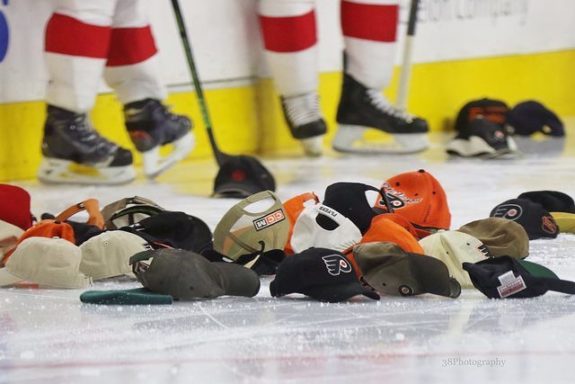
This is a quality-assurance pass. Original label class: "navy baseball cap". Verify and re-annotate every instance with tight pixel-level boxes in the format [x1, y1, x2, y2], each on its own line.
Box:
[490, 198, 559, 240]
[507, 100, 564, 137]
[463, 256, 575, 298]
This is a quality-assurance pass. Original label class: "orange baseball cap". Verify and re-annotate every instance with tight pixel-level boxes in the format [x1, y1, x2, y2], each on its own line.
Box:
[282, 192, 319, 255]
[378, 213, 419, 239]
[361, 215, 423, 254]
[374, 169, 451, 238]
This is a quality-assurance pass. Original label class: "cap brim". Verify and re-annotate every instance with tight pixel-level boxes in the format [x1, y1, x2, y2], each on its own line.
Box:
[517, 259, 558, 279]
[551, 212, 575, 233]
[212, 262, 261, 297]
[305, 283, 380, 303]
[0, 268, 24, 287]
[409, 253, 462, 298]
[80, 288, 173, 305]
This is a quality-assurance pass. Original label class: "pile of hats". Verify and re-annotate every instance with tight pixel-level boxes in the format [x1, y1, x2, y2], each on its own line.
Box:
[2, 174, 575, 304]
[447, 98, 564, 159]
[0, 187, 261, 304]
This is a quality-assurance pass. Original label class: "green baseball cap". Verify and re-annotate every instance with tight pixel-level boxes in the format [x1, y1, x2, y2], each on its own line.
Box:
[80, 288, 173, 305]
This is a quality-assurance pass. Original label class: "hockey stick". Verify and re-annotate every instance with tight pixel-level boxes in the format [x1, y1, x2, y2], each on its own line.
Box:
[396, 0, 420, 110]
[170, 0, 276, 197]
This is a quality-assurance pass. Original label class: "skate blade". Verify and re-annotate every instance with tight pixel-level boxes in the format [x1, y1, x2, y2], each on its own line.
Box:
[300, 136, 324, 157]
[37, 159, 136, 185]
[332, 125, 428, 154]
[143, 132, 195, 179]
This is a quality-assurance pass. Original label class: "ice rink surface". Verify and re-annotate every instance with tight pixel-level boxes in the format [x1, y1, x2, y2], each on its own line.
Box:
[2, 127, 575, 384]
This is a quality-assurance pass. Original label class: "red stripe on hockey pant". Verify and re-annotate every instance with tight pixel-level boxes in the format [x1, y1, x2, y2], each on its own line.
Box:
[45, 13, 111, 58]
[106, 26, 158, 67]
[259, 11, 317, 53]
[341, 1, 398, 42]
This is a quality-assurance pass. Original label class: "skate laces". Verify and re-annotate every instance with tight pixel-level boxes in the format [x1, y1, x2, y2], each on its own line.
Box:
[154, 101, 181, 122]
[284, 93, 322, 126]
[69, 114, 116, 151]
[366, 89, 414, 123]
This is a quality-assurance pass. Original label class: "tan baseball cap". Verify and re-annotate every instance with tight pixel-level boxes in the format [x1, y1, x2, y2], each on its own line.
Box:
[0, 237, 91, 289]
[419, 231, 491, 288]
[352, 242, 461, 298]
[80, 230, 152, 280]
[214, 191, 289, 266]
[458, 217, 529, 259]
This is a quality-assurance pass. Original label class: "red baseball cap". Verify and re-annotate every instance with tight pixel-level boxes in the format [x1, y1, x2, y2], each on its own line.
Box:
[0, 184, 33, 230]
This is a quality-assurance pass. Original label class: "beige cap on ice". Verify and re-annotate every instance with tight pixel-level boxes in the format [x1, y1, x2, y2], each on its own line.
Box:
[80, 230, 152, 280]
[214, 191, 289, 266]
[419, 230, 491, 288]
[0, 237, 91, 289]
[458, 217, 529, 259]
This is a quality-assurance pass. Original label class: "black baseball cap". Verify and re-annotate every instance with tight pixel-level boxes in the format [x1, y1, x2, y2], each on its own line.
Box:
[120, 211, 213, 254]
[352, 242, 461, 298]
[462, 256, 575, 298]
[213, 156, 276, 198]
[518, 191, 575, 214]
[323, 182, 381, 234]
[130, 249, 260, 300]
[270, 248, 380, 303]
[454, 98, 509, 132]
[490, 198, 559, 240]
[507, 100, 564, 137]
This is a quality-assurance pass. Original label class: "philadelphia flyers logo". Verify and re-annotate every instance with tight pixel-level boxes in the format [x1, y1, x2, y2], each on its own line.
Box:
[492, 204, 523, 220]
[322, 254, 352, 276]
[380, 192, 405, 210]
[378, 182, 422, 211]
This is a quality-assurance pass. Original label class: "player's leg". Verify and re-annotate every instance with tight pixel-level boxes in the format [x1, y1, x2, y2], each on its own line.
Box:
[40, 0, 135, 185]
[333, 0, 428, 154]
[258, 0, 326, 157]
[103, 0, 193, 178]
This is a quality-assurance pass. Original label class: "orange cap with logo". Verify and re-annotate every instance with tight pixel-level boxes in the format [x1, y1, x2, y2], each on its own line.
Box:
[374, 170, 451, 239]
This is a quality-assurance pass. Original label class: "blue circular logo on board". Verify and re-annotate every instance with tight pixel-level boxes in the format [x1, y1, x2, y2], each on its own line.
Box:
[0, 0, 8, 62]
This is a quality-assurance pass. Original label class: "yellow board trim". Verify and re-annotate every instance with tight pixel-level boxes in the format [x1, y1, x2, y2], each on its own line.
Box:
[1, 49, 575, 182]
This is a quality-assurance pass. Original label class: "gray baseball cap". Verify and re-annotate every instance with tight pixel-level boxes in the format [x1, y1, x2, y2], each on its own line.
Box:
[352, 242, 461, 298]
[129, 249, 260, 300]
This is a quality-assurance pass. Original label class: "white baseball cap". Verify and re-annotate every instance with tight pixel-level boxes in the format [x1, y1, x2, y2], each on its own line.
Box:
[419, 230, 490, 288]
[80, 230, 152, 280]
[0, 237, 91, 289]
[291, 204, 362, 253]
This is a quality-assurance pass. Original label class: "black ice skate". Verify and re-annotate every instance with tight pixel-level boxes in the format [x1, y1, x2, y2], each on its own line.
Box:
[281, 92, 327, 157]
[124, 99, 194, 178]
[332, 73, 429, 154]
[37, 105, 135, 185]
